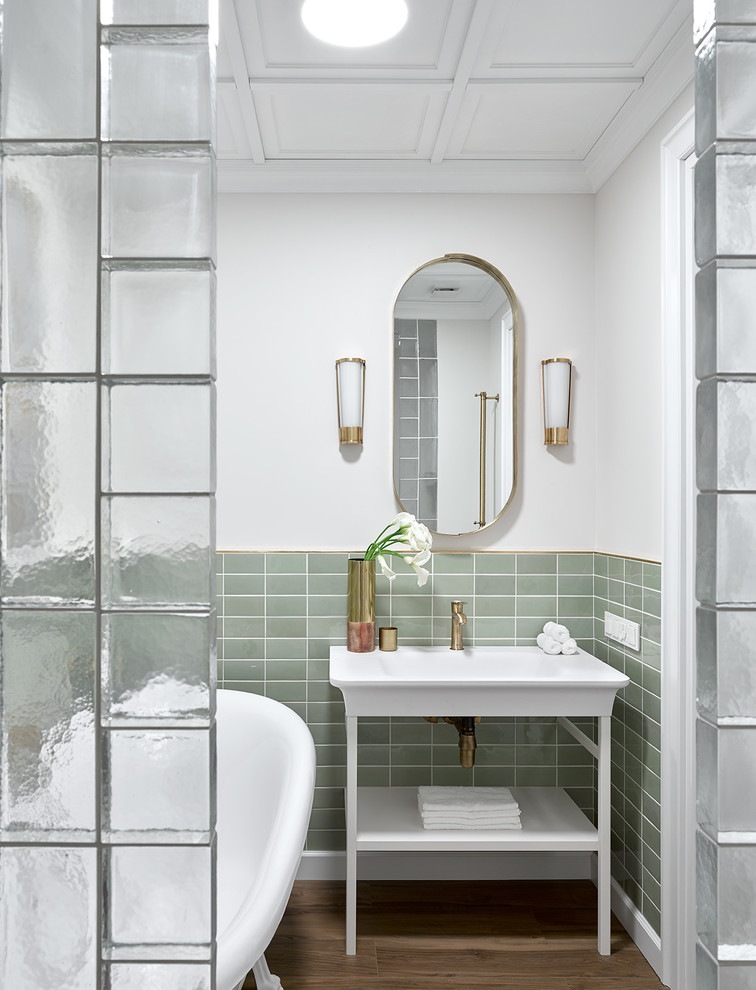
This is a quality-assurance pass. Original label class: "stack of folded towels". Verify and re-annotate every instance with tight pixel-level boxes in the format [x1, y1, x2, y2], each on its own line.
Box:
[537, 621, 578, 656]
[417, 786, 522, 830]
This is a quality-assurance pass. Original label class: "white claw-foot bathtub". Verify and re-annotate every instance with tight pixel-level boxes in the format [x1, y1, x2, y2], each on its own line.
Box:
[216, 688, 316, 990]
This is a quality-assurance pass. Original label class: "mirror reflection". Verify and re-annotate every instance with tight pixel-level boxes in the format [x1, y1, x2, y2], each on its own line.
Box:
[393, 254, 518, 537]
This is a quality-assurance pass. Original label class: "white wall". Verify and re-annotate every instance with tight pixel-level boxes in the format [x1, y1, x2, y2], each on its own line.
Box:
[593, 85, 694, 561]
[217, 193, 597, 551]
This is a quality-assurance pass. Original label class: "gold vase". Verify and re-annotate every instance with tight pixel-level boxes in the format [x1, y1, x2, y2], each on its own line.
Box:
[347, 558, 375, 653]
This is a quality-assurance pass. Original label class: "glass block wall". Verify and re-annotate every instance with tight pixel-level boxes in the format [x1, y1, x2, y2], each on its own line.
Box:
[695, 2, 756, 986]
[0, 2, 217, 987]
[216, 549, 663, 934]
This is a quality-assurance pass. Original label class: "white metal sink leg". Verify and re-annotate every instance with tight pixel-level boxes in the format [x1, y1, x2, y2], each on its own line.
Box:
[597, 715, 611, 955]
[345, 715, 358, 954]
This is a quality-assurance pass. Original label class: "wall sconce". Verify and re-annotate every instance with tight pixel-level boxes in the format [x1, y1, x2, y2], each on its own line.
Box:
[541, 358, 572, 445]
[335, 358, 365, 444]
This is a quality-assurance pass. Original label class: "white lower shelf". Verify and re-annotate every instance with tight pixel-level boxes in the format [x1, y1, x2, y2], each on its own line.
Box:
[355, 786, 598, 853]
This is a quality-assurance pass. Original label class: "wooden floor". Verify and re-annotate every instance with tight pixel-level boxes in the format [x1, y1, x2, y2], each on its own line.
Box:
[246, 879, 669, 990]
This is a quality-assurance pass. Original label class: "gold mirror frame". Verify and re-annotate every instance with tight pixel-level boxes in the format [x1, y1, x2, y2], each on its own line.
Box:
[392, 253, 519, 538]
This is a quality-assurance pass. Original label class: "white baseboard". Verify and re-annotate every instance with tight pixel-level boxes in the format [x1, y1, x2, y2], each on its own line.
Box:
[297, 849, 593, 881]
[608, 878, 663, 979]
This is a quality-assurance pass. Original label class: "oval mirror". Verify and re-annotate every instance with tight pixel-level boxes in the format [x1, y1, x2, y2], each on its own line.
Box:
[393, 254, 518, 537]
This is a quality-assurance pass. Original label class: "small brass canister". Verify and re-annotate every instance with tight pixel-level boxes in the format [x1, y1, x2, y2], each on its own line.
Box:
[379, 626, 398, 651]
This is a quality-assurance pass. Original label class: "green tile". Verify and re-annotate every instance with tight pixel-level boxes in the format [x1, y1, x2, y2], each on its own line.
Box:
[516, 596, 556, 617]
[643, 614, 661, 644]
[308, 639, 338, 659]
[308, 681, 343, 703]
[267, 574, 306, 595]
[643, 897, 661, 936]
[625, 559, 643, 586]
[516, 721, 557, 745]
[266, 616, 307, 637]
[557, 596, 593, 618]
[516, 744, 557, 767]
[266, 553, 307, 573]
[516, 553, 557, 574]
[356, 744, 389, 766]
[394, 617, 432, 639]
[312, 787, 344, 810]
[474, 574, 516, 595]
[315, 744, 347, 766]
[223, 680, 264, 696]
[432, 744, 467, 767]
[473, 766, 515, 786]
[516, 766, 556, 786]
[517, 574, 556, 595]
[309, 723, 346, 746]
[475, 554, 515, 574]
[358, 722, 390, 744]
[266, 638, 307, 660]
[557, 553, 594, 574]
[477, 720, 515, 744]
[557, 743, 594, 767]
[223, 553, 264, 574]
[474, 745, 515, 766]
[607, 557, 625, 580]
[358, 766, 390, 786]
[309, 808, 346, 831]
[307, 617, 344, 638]
[432, 575, 474, 596]
[222, 638, 264, 660]
[643, 589, 661, 618]
[557, 766, 594, 787]
[474, 617, 515, 638]
[643, 818, 661, 857]
[566, 617, 594, 639]
[266, 681, 306, 704]
[625, 585, 644, 611]
[222, 660, 263, 681]
[594, 576, 608, 599]
[640, 639, 661, 671]
[267, 596, 306, 617]
[224, 616, 265, 638]
[391, 595, 432, 617]
[308, 553, 348, 574]
[307, 658, 330, 680]
[386, 573, 429, 596]
[558, 574, 593, 595]
[307, 701, 346, 724]
[644, 692, 661, 723]
[306, 829, 345, 851]
[223, 595, 264, 617]
[315, 764, 345, 788]
[474, 596, 516, 617]
[308, 595, 347, 616]
[391, 720, 432, 744]
[642, 562, 661, 590]
[265, 659, 306, 681]
[515, 617, 548, 640]
[224, 574, 265, 595]
[392, 745, 432, 766]
[594, 555, 608, 576]
[433, 553, 473, 574]
[643, 665, 661, 696]
[309, 574, 346, 594]
[607, 579, 624, 605]
[391, 766, 432, 786]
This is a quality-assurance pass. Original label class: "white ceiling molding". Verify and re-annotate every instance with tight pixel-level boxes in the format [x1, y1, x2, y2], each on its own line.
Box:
[216, 0, 694, 195]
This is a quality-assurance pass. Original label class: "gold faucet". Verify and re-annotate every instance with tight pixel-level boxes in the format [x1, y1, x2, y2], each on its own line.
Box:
[450, 600, 467, 650]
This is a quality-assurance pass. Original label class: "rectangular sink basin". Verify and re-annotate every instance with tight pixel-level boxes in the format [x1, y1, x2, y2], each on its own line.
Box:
[329, 645, 629, 717]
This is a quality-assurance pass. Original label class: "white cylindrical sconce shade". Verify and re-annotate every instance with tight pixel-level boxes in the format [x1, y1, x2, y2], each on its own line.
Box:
[335, 358, 366, 444]
[541, 358, 572, 445]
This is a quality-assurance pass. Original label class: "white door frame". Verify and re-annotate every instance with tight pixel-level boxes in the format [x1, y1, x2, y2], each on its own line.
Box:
[660, 107, 696, 990]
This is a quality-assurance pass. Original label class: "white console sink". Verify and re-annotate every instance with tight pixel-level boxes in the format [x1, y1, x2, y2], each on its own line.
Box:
[329, 645, 629, 717]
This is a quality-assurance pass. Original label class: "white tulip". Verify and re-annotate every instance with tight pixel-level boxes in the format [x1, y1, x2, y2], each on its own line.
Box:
[377, 554, 397, 580]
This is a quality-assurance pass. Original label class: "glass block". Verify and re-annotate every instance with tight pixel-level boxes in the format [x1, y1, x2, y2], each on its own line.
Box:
[697, 494, 756, 605]
[0, 847, 96, 989]
[104, 383, 214, 493]
[103, 266, 215, 375]
[715, 155, 756, 258]
[696, 264, 718, 378]
[696, 147, 717, 268]
[696, 30, 716, 155]
[698, 608, 756, 720]
[103, 32, 212, 143]
[103, 612, 213, 724]
[718, 41, 756, 141]
[102, 496, 214, 608]
[697, 717, 718, 835]
[0, 0, 97, 138]
[1, 154, 98, 372]
[103, 152, 215, 259]
[105, 964, 211, 990]
[698, 832, 756, 956]
[102, 0, 214, 25]
[698, 381, 756, 491]
[106, 846, 212, 955]
[1, 382, 96, 604]
[104, 729, 211, 837]
[720, 726, 756, 831]
[717, 267, 756, 374]
[1, 611, 96, 838]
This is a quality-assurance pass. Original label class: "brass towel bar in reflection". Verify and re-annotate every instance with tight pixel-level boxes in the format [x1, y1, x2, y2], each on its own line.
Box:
[474, 391, 499, 528]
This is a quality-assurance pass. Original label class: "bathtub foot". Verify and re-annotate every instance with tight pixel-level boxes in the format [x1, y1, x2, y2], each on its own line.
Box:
[252, 954, 283, 990]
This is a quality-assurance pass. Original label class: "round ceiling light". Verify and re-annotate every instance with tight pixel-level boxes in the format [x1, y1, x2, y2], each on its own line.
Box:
[301, 0, 408, 48]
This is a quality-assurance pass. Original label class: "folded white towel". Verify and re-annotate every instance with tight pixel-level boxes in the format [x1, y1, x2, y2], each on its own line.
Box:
[561, 637, 578, 655]
[422, 820, 523, 830]
[421, 808, 521, 820]
[537, 632, 562, 655]
[417, 786, 519, 813]
[422, 815, 521, 827]
[543, 621, 570, 644]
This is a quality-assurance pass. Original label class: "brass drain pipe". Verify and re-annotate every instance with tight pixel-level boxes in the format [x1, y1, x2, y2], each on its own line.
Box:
[425, 716, 482, 768]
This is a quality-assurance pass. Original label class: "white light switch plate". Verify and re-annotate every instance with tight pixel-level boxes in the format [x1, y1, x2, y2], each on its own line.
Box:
[604, 611, 640, 651]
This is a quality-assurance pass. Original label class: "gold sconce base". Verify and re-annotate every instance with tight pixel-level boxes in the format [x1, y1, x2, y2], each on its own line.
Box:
[339, 426, 363, 445]
[544, 427, 568, 445]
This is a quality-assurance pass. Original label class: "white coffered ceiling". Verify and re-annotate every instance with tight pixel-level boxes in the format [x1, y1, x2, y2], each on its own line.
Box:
[217, 0, 694, 193]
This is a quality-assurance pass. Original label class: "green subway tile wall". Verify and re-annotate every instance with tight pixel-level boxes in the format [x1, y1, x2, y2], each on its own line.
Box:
[216, 550, 661, 934]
